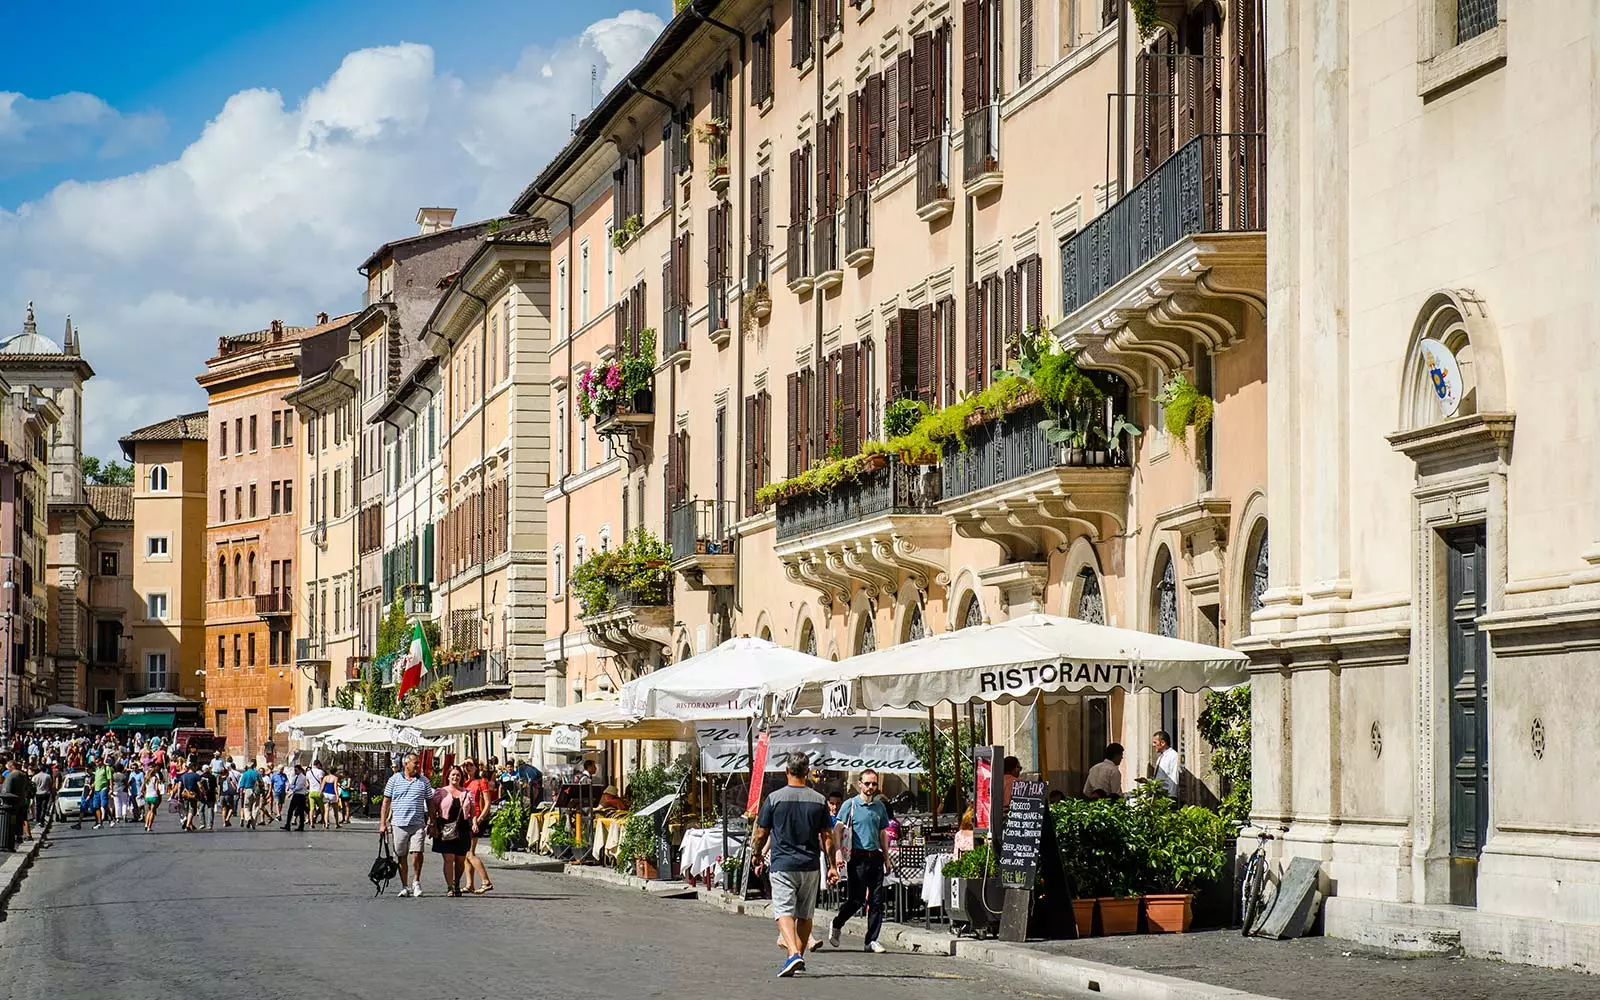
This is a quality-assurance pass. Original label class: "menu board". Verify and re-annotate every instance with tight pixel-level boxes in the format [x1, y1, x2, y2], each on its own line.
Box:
[997, 780, 1048, 890]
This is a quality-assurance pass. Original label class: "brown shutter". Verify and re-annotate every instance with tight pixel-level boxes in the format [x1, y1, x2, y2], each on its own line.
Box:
[866, 74, 883, 182]
[935, 23, 951, 135]
[882, 62, 900, 167]
[840, 342, 860, 456]
[1018, 0, 1034, 84]
[790, 148, 804, 224]
[965, 283, 981, 390]
[1004, 265, 1018, 343]
[916, 304, 936, 404]
[987, 274, 1004, 372]
[614, 288, 627, 352]
[749, 173, 763, 279]
[897, 307, 920, 397]
[816, 125, 829, 215]
[758, 390, 771, 496]
[633, 281, 647, 353]
[1026, 255, 1043, 331]
[678, 235, 691, 312]
[858, 341, 873, 442]
[847, 90, 862, 194]
[940, 297, 957, 406]
[912, 31, 933, 148]
[962, 0, 981, 114]
[885, 314, 902, 400]
[786, 371, 801, 476]
[800, 366, 816, 467]
[744, 395, 758, 514]
[897, 51, 913, 162]
[678, 432, 691, 508]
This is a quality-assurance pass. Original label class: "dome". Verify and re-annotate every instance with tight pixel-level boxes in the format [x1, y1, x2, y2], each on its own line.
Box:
[0, 332, 61, 355]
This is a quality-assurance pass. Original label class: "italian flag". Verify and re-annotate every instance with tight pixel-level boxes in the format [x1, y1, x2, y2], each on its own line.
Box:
[396, 622, 433, 699]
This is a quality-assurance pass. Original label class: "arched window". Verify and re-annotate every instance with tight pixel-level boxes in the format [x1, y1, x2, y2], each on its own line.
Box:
[905, 604, 929, 643]
[799, 619, 817, 656]
[1074, 568, 1105, 625]
[759, 624, 773, 642]
[1240, 523, 1268, 636]
[1153, 548, 1178, 639]
[218, 555, 227, 599]
[678, 642, 692, 663]
[247, 552, 257, 596]
[961, 594, 985, 629]
[233, 554, 242, 597]
[856, 614, 877, 655]
[148, 465, 168, 492]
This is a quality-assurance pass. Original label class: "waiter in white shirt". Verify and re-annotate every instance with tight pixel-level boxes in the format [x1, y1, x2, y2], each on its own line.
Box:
[1149, 731, 1181, 800]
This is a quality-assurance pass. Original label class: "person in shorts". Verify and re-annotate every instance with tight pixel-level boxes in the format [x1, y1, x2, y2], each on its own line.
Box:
[380, 754, 432, 898]
[752, 752, 838, 978]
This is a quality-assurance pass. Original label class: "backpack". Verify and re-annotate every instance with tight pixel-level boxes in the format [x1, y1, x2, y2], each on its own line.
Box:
[368, 833, 400, 897]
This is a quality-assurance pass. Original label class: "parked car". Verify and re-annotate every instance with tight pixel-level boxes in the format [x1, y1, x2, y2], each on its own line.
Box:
[56, 771, 88, 818]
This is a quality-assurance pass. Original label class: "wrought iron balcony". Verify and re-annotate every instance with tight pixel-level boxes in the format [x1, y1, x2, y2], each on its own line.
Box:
[444, 650, 511, 693]
[594, 388, 655, 436]
[402, 583, 431, 617]
[813, 211, 841, 289]
[941, 404, 1134, 562]
[746, 245, 769, 289]
[916, 137, 953, 221]
[670, 499, 738, 588]
[786, 221, 812, 293]
[664, 304, 689, 359]
[963, 105, 1001, 195]
[295, 636, 328, 663]
[707, 275, 730, 342]
[774, 457, 948, 605]
[1054, 132, 1267, 392]
[843, 191, 872, 268]
[255, 591, 290, 617]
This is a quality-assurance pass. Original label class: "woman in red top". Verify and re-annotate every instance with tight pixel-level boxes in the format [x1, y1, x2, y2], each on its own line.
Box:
[462, 760, 495, 894]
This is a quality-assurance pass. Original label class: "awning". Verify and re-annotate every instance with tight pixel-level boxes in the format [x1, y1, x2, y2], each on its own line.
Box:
[274, 707, 390, 736]
[319, 721, 451, 750]
[789, 612, 1251, 712]
[105, 711, 177, 731]
[617, 636, 830, 721]
[405, 698, 559, 736]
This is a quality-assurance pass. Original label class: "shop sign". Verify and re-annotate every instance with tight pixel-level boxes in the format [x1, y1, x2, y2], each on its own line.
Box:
[548, 725, 585, 753]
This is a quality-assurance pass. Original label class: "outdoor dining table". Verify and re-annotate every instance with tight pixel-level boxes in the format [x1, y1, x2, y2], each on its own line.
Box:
[679, 825, 745, 880]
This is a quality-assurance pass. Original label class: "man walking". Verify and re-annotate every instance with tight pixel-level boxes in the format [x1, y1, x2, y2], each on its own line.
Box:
[380, 753, 432, 898]
[178, 761, 203, 832]
[31, 762, 52, 828]
[238, 760, 261, 830]
[91, 757, 113, 830]
[825, 768, 893, 953]
[751, 752, 838, 978]
[281, 765, 310, 832]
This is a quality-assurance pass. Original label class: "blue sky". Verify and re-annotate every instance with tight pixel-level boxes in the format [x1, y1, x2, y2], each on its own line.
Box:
[0, 1, 670, 459]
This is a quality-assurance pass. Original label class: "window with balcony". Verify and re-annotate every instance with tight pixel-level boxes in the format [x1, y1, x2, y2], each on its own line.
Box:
[787, 143, 813, 286]
[706, 203, 729, 336]
[961, 0, 1002, 184]
[785, 365, 816, 476]
[814, 114, 842, 278]
[748, 170, 771, 287]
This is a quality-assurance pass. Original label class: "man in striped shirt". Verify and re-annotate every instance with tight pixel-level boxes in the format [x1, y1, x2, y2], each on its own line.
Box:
[380, 754, 433, 898]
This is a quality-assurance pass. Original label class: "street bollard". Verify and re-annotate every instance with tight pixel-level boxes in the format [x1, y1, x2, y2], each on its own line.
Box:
[0, 792, 17, 852]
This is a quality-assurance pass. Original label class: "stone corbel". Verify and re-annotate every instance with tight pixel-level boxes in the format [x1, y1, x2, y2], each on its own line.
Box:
[838, 540, 898, 599]
[880, 533, 949, 593]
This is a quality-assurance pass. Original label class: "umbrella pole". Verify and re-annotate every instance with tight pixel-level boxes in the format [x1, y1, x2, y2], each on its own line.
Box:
[926, 706, 938, 833]
[951, 702, 962, 819]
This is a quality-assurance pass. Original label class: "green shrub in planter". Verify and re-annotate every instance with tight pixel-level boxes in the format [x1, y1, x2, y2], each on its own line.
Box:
[1124, 781, 1229, 894]
[1051, 798, 1140, 898]
[940, 846, 997, 879]
[490, 797, 530, 858]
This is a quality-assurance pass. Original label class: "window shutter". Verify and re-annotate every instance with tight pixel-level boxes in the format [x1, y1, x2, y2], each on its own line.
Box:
[786, 371, 801, 476]
[840, 342, 860, 456]
[759, 390, 771, 497]
[866, 74, 884, 182]
[912, 31, 934, 148]
[678, 234, 691, 314]
[664, 117, 677, 204]
[633, 281, 647, 353]
[859, 340, 874, 442]
[614, 288, 627, 352]
[886, 314, 902, 400]
[678, 432, 691, 508]
[800, 366, 816, 467]
[916, 304, 936, 404]
[897, 307, 920, 398]
[749, 173, 763, 280]
[882, 63, 900, 167]
[790, 148, 805, 224]
[1026, 255, 1043, 331]
[935, 23, 951, 135]
[1005, 265, 1018, 342]
[897, 51, 913, 162]
[821, 353, 837, 456]
[987, 274, 1004, 373]
[847, 90, 862, 194]
[965, 282, 982, 390]
[1019, 0, 1034, 85]
[744, 394, 758, 514]
[962, 0, 982, 114]
[940, 297, 957, 406]
[791, 0, 807, 67]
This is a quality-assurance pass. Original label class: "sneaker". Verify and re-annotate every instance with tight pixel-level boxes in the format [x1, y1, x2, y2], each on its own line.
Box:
[93, 823, 102, 830]
[411, 883, 423, 897]
[777, 954, 804, 978]
[395, 885, 414, 898]
[827, 925, 841, 949]
[866, 941, 886, 954]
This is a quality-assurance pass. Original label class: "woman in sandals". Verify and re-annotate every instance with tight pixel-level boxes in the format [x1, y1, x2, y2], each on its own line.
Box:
[141, 765, 163, 832]
[462, 760, 495, 895]
[430, 765, 476, 896]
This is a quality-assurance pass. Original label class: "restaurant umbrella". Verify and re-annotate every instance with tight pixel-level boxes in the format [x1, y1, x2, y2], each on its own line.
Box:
[617, 636, 831, 722]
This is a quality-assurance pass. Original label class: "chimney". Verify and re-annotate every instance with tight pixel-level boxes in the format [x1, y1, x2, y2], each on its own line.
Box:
[270, 319, 284, 341]
[317, 311, 329, 325]
[415, 207, 458, 235]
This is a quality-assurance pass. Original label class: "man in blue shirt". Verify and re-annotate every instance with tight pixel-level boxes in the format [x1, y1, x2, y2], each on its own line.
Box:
[825, 768, 894, 953]
[238, 763, 261, 830]
[753, 752, 839, 978]
[380, 754, 432, 898]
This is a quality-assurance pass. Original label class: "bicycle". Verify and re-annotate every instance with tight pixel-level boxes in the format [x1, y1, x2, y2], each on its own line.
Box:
[1237, 824, 1288, 936]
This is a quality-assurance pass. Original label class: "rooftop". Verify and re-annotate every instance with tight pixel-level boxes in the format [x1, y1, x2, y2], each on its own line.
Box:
[86, 484, 133, 523]
[212, 312, 357, 362]
[120, 410, 208, 445]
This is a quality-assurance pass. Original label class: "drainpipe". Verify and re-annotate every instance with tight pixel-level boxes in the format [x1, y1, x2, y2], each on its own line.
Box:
[687, 0, 748, 615]
[534, 190, 577, 705]
[1117, 0, 1129, 197]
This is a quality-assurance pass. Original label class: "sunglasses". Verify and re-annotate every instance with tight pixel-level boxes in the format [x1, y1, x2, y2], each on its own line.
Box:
[861, 782, 879, 787]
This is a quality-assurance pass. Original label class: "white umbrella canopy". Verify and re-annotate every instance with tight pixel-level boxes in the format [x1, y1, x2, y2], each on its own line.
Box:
[320, 721, 451, 750]
[404, 698, 558, 736]
[618, 636, 832, 721]
[791, 613, 1249, 712]
[275, 707, 390, 736]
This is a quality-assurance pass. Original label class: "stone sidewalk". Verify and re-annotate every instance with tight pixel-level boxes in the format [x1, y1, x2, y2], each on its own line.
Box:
[511, 852, 1600, 1000]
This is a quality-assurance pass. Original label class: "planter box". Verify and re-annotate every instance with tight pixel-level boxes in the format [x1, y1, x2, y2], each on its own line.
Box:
[635, 858, 659, 880]
[948, 877, 1004, 937]
[1097, 896, 1140, 935]
[1144, 893, 1194, 933]
[1072, 897, 1097, 936]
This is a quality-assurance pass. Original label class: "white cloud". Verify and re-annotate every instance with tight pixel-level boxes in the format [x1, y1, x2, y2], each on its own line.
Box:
[0, 91, 166, 175]
[0, 11, 664, 460]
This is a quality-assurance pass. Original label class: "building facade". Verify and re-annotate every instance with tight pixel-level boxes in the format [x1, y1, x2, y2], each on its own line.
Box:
[120, 413, 210, 706]
[519, 0, 1265, 793]
[197, 315, 349, 754]
[0, 375, 57, 727]
[83, 484, 133, 716]
[1241, 0, 1600, 970]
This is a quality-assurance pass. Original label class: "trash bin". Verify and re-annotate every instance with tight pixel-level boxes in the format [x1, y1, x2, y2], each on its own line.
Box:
[0, 791, 20, 852]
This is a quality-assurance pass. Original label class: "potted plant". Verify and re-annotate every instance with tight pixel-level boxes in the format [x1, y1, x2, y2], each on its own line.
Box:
[1156, 371, 1215, 453]
[1054, 797, 1142, 936]
[742, 283, 771, 332]
[1109, 412, 1143, 465]
[942, 846, 1003, 936]
[547, 820, 577, 862]
[1126, 782, 1228, 933]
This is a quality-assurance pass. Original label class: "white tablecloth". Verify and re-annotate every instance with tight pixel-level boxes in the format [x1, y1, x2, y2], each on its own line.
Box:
[680, 827, 745, 877]
[922, 852, 954, 910]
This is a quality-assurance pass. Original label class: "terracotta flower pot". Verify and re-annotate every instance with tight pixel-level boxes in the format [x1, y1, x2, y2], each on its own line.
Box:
[1071, 897, 1098, 936]
[635, 858, 659, 879]
[1097, 896, 1140, 936]
[1143, 893, 1193, 933]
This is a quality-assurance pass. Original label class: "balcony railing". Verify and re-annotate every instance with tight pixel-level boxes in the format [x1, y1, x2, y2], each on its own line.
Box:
[942, 404, 1129, 502]
[814, 210, 839, 275]
[602, 576, 671, 612]
[295, 636, 327, 662]
[664, 305, 689, 357]
[594, 389, 655, 435]
[776, 457, 941, 543]
[963, 105, 1000, 181]
[1061, 132, 1265, 318]
[916, 137, 951, 212]
[707, 277, 729, 336]
[670, 499, 738, 563]
[445, 650, 510, 692]
[843, 190, 870, 260]
[403, 583, 431, 617]
[787, 221, 811, 283]
[747, 245, 769, 288]
[255, 591, 290, 617]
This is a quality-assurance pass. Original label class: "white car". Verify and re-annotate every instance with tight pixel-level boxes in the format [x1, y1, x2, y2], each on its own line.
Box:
[56, 771, 88, 819]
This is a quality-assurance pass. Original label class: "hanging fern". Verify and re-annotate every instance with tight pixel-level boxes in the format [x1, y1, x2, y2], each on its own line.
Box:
[1157, 372, 1214, 450]
[1130, 0, 1162, 39]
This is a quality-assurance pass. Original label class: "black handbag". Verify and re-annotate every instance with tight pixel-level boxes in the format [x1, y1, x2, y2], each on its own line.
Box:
[369, 833, 400, 896]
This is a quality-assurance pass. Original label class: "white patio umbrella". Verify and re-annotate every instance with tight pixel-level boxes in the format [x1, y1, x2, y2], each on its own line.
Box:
[618, 636, 832, 721]
[404, 698, 559, 736]
[274, 707, 390, 737]
[790, 612, 1249, 712]
[320, 720, 452, 750]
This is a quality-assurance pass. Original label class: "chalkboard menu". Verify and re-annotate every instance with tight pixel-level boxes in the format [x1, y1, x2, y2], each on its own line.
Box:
[998, 780, 1048, 890]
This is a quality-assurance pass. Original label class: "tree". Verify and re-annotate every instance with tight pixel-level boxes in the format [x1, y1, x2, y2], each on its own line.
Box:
[81, 456, 133, 485]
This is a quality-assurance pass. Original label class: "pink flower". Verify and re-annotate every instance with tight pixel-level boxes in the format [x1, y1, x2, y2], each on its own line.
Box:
[604, 365, 622, 391]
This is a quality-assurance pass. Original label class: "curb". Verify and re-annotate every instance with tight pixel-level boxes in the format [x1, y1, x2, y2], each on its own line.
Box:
[550, 862, 1286, 1000]
[0, 816, 50, 913]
